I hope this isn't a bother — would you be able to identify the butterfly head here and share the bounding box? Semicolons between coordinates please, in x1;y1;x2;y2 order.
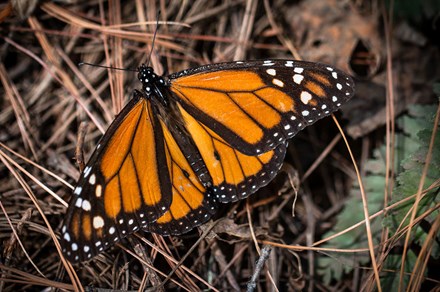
138;64;169;107
138;64;167;93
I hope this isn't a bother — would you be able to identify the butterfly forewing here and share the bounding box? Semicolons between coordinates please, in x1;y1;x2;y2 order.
169;60;354;155
60;93;172;262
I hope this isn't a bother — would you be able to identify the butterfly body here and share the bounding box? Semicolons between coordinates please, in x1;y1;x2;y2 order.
137;66;170;106
60;60;354;262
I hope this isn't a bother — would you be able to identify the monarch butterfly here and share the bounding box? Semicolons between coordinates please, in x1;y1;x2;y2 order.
60;59;354;262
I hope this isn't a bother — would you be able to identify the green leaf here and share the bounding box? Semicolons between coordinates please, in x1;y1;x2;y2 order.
316;104;440;286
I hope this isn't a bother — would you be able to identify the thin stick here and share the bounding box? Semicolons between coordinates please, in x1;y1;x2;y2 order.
247;245;272;292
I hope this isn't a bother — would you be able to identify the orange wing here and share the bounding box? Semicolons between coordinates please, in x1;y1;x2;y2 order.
145;119;217;235
169;60;354;155
177;103;287;203
60;92;171;262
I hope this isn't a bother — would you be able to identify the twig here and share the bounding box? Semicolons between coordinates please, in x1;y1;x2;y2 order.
247;245;272;292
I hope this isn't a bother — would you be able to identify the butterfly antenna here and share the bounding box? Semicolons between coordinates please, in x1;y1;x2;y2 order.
146;11;161;67
78;62;137;72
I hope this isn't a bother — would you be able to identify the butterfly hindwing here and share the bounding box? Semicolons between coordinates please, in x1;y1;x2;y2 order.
176;103;287;203
60;92;172;262
169;60;354;155
144;118;218;235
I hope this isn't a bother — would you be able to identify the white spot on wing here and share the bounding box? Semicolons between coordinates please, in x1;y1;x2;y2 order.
300;91;312;104
266;68;276;76
89;174;96;185
82;200;91;211
293;74;304;84
74;187;82;195
95;185;102;197
75;198;83;208
263;60;274;66
272;78;284;87
83;166;91;178
294;67;304;74
93;216;104;228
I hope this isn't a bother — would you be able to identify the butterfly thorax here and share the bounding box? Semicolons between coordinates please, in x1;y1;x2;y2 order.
138;64;169;107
